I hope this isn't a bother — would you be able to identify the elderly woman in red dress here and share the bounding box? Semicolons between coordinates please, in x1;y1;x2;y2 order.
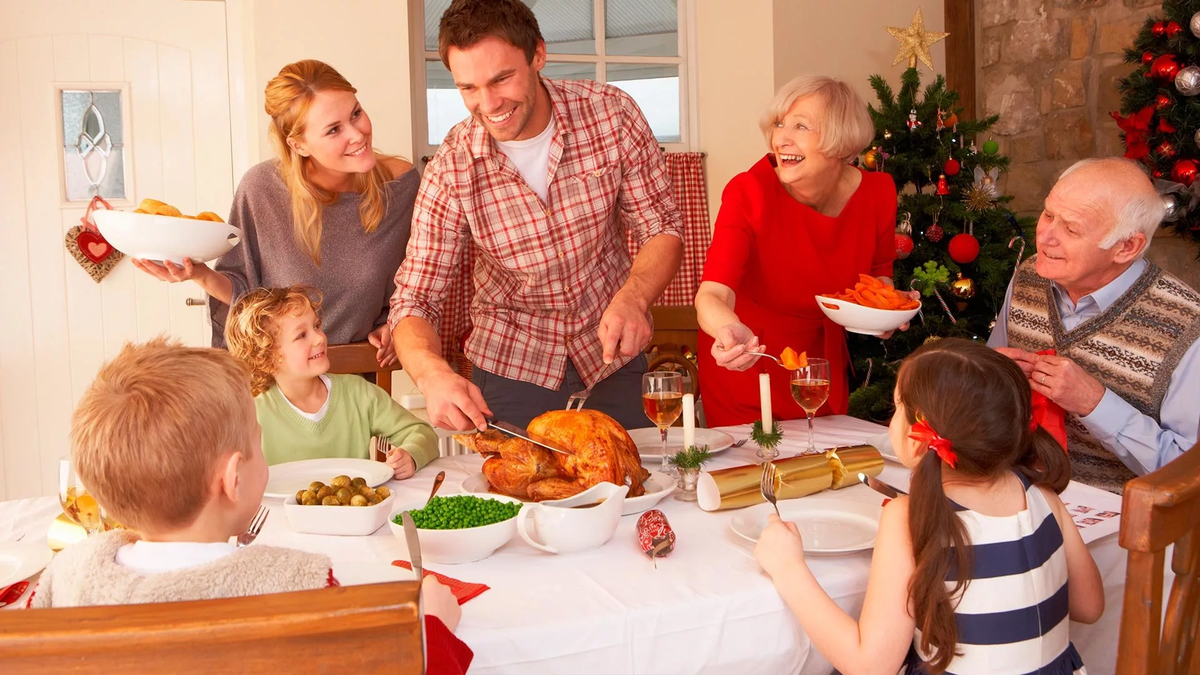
696;75;906;427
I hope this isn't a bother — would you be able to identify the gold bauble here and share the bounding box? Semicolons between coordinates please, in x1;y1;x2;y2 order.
883;129;893;141
951;273;977;300
863;148;879;170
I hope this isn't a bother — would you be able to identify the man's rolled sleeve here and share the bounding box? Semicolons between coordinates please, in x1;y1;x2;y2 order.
389;172;468;330
615;94;684;245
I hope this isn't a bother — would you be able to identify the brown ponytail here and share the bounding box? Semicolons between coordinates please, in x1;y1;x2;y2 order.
896;338;1063;673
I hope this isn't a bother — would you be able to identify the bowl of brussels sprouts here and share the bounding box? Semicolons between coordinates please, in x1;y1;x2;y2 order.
283;474;395;536
389;493;524;564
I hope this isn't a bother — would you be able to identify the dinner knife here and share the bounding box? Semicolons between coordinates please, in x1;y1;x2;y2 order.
401;511;423;582
858;473;907;499
486;419;573;456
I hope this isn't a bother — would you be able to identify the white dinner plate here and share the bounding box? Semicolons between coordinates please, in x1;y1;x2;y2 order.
730;496;882;554
460;471;676;516
863;431;900;463
627;427;736;461
0;542;54;588
265;458;392;499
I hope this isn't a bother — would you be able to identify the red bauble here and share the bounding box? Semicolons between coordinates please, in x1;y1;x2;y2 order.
1153;168;1166;179
1159;118;1178;133
948;233;980;264
944;158;961;176
1153;20;1166;37
1158;140;1176;157
936;174;950;196
1142;51;1155;65
1156;93;1174;110
1167;21;1183;38
1151;54;1181;81
895;233;914;259
925;223;944;243
1171;158;1199;186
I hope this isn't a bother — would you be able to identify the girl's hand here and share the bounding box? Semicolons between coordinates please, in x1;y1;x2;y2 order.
754;513;805;578
386;447;417;479
368;324;398;367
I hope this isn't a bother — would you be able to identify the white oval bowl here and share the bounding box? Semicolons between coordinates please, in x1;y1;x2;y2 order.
93;209;240;264
814;295;920;336
459;471;675;516
283;492;394;536
389;493;523;564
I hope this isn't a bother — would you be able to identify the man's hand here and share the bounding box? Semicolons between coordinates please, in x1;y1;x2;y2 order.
711;322;763;372
995;346;1039;378
598;291;652;364
419;368;492;431
1030;353;1106;416
367;324;398;367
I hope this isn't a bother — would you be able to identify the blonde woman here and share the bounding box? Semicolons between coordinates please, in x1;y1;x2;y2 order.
696;75;908;427
133;60;416;366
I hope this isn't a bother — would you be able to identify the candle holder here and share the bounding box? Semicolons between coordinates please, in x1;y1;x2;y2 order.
668;445;713;502
750;420;784;462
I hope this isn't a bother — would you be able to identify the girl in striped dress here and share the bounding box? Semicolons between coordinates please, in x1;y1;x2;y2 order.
755;338;1104;674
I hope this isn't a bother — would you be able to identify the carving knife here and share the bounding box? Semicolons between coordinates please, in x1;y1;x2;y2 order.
486;419;573;456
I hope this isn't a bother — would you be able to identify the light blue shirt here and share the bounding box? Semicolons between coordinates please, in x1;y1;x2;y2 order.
989;259;1200;474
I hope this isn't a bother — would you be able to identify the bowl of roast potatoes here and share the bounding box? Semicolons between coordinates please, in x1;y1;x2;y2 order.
282;474;395;536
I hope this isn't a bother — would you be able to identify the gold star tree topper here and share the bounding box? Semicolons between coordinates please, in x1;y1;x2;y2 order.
886;7;949;71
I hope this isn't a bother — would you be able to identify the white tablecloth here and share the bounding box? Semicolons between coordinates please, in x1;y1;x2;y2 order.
0;416;1132;674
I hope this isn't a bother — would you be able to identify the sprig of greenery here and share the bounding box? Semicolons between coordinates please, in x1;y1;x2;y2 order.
910;261;950;296
668;445;714;470
750;420;784;450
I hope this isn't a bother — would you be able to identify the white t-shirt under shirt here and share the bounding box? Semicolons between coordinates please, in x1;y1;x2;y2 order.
116;540;237;573
496;117;557;203
282;374;332;422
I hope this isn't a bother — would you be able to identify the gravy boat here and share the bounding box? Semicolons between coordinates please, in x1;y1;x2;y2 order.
517;482;628;554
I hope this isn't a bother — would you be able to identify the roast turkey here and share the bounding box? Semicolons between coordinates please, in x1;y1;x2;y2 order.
455;409;650;501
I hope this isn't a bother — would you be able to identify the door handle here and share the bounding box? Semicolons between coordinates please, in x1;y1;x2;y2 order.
185;297;206;307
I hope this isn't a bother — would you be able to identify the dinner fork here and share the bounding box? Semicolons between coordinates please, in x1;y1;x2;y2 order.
236;505;269;548
565;361;619;411
760;461;781;518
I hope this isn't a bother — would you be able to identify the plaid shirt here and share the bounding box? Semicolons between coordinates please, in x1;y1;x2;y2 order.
391;78;684;389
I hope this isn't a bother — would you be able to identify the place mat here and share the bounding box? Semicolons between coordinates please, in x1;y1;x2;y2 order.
391;561;489;605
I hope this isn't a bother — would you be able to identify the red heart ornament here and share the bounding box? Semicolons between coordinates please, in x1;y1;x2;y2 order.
76;229;114;264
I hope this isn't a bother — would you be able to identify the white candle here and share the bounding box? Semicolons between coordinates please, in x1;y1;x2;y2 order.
682;392;696;450
759;372;772;430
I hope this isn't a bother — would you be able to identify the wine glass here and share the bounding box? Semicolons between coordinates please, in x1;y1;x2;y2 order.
789;358;830;455
58;457;114;535
642;371;684;473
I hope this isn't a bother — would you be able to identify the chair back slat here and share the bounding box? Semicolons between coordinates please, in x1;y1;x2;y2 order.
328;342;402;394
0;581;422;674
1117;442;1200;674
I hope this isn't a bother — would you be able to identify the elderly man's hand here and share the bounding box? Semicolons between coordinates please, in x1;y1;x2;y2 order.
1030;353;1105;416
994;347;1039;378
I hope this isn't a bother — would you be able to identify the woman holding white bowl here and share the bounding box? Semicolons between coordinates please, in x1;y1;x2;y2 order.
133;59;416;367
695;75;914;427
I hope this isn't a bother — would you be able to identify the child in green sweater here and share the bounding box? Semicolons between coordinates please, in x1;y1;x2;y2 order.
226;286;438;476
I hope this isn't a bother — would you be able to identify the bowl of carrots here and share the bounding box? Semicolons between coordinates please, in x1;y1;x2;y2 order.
815;275;921;336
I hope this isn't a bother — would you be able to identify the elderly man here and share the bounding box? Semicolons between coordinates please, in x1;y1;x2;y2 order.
989;157;1200;493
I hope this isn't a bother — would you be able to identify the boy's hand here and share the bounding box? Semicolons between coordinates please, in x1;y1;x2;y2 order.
421;577;462;632
753;513;805;579
386;448;417;479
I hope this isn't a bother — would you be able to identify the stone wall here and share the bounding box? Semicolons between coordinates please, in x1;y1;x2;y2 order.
978;0;1200;288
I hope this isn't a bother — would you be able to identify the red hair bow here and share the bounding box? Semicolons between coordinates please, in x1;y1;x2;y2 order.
909;419;957;469
1031;349;1069;451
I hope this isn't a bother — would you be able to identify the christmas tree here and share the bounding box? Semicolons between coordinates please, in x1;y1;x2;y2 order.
847;67;1035;421
1112;4;1200;236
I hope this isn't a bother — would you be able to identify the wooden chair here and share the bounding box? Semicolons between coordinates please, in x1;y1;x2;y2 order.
328;342;402;395
0;581;422;674
1116;441;1200;674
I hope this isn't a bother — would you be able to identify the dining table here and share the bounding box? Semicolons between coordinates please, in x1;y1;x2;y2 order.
0;415;1139;674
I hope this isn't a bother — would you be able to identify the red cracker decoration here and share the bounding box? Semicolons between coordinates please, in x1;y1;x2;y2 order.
637;509;676;566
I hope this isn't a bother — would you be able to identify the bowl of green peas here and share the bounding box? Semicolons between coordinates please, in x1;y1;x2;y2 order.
389;493;525;564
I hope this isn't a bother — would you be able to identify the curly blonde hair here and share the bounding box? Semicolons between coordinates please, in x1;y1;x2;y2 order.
225;286;324;396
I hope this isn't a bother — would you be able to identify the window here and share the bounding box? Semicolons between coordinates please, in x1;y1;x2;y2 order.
411;0;697;162
60;88;129;202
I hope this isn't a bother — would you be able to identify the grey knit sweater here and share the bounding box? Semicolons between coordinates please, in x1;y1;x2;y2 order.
209;160;419;347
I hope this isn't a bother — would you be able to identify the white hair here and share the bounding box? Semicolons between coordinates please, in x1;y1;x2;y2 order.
1057;158;1164;251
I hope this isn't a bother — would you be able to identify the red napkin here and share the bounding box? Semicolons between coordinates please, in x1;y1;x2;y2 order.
392;561;489;605
1033;349;1069;451
0;581;29;608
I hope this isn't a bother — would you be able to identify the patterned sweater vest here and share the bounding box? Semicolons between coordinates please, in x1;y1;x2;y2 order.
1006;256;1200;494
